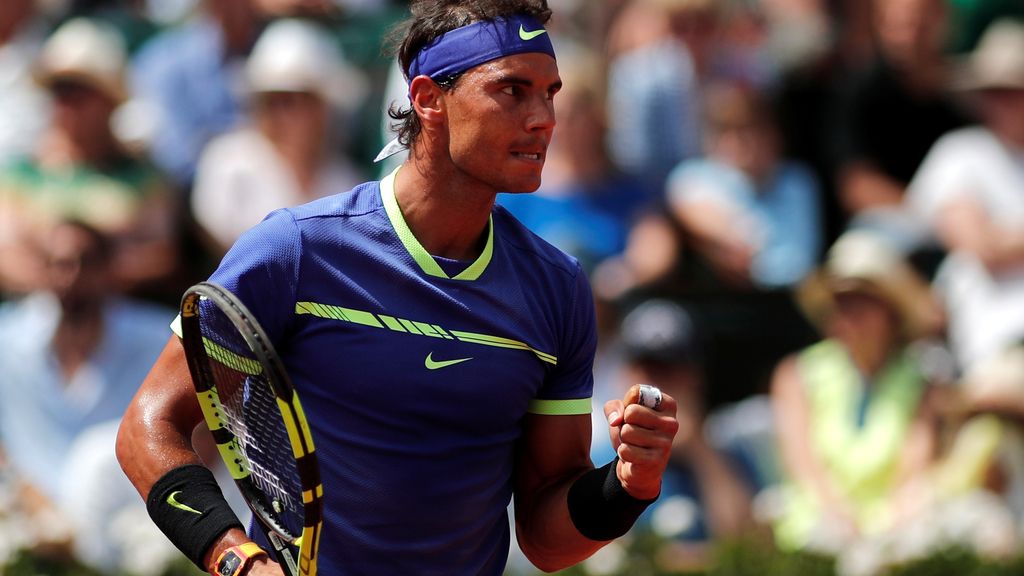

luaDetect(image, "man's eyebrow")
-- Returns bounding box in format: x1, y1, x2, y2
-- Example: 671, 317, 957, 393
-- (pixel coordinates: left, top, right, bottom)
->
494, 74, 563, 92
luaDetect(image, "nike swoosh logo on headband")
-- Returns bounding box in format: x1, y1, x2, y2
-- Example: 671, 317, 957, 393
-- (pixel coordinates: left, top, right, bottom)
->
519, 25, 547, 41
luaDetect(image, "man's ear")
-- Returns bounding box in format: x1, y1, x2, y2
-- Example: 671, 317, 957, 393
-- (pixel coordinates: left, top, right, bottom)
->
409, 75, 446, 129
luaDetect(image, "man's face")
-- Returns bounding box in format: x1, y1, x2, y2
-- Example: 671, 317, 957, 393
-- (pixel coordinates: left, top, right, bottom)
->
50, 79, 116, 144
45, 224, 109, 312
440, 52, 561, 194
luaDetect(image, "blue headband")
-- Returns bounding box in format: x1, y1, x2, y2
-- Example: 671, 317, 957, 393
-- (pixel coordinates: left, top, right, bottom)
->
407, 15, 556, 81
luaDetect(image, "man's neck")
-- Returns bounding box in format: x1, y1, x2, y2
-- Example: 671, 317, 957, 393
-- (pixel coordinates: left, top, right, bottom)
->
394, 152, 496, 262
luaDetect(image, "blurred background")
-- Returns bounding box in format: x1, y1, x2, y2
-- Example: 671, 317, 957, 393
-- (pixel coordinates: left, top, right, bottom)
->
1, 0, 1024, 574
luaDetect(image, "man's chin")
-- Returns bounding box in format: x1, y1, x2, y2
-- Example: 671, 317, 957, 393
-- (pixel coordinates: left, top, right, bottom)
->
504, 176, 544, 194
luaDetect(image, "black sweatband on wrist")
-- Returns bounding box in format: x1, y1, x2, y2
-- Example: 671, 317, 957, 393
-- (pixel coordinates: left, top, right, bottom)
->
146, 464, 244, 568
567, 458, 658, 541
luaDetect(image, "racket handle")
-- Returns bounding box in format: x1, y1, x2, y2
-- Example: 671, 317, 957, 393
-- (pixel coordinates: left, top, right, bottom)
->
624, 384, 663, 410
266, 531, 299, 576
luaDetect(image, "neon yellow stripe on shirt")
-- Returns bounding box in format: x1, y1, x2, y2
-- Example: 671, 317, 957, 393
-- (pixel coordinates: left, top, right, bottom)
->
527, 398, 592, 415
379, 167, 494, 281
294, 302, 558, 365
450, 331, 557, 365
296, 301, 383, 328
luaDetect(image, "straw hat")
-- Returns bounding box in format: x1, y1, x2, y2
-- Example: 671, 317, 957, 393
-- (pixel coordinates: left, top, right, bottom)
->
961, 345, 1024, 420
797, 230, 942, 340
34, 17, 127, 103
952, 18, 1024, 92
245, 19, 368, 114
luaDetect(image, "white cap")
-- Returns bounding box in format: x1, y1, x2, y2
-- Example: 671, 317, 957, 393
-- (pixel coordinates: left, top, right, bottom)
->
954, 18, 1024, 92
246, 18, 368, 113
35, 17, 127, 103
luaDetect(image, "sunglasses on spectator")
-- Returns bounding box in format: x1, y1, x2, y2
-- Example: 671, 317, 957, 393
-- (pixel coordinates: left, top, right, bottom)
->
49, 79, 100, 103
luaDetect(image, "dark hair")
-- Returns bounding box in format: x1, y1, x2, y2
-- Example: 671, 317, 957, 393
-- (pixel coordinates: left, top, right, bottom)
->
619, 299, 702, 366
385, 0, 552, 147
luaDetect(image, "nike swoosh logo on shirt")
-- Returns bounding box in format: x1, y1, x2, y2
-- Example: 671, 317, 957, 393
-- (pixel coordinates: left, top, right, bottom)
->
167, 491, 203, 515
425, 352, 473, 370
518, 25, 547, 41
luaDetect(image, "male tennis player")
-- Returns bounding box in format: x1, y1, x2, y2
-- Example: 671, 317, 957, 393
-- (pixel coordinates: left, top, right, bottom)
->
117, 1, 678, 574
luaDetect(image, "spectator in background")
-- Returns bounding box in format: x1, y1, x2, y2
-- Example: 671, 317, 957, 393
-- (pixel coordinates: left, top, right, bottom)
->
0, 219, 177, 572
593, 299, 754, 571
191, 18, 368, 256
0, 17, 180, 300
831, 344, 1024, 575
606, 81, 820, 407
936, 345, 1024, 538
830, 0, 971, 243
767, 230, 943, 553
667, 81, 821, 292
130, 0, 263, 188
0, 0, 50, 168
905, 18, 1024, 374
498, 45, 651, 274
604, 0, 707, 194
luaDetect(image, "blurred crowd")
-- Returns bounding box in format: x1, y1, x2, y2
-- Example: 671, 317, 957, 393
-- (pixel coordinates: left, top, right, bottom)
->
1, 0, 1024, 574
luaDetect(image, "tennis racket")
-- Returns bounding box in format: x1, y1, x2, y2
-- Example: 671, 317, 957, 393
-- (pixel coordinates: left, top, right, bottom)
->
180, 282, 323, 576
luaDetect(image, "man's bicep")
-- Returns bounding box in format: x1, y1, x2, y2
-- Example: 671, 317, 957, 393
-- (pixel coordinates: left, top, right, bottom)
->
133, 336, 202, 425
117, 335, 206, 496
514, 413, 593, 501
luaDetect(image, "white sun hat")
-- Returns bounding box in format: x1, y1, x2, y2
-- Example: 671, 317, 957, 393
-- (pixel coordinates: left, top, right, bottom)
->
34, 17, 128, 103
797, 230, 944, 340
245, 18, 368, 114
953, 18, 1024, 92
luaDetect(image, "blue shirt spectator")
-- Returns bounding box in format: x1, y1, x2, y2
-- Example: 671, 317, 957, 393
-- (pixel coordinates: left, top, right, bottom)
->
668, 158, 821, 289
130, 9, 257, 187
0, 292, 172, 501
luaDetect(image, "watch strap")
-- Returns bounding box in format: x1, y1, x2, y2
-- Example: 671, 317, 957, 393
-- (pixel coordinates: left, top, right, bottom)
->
212, 542, 267, 576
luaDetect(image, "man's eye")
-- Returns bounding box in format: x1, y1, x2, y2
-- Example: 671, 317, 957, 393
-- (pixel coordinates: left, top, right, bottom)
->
501, 86, 520, 97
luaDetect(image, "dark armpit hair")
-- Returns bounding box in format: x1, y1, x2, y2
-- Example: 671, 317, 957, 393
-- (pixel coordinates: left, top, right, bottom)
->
385, 0, 552, 148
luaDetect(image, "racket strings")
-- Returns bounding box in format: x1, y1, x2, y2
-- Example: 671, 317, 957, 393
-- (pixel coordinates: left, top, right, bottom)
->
200, 300, 306, 539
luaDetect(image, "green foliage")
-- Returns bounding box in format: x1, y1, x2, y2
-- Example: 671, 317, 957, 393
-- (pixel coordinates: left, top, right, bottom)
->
507, 532, 1024, 576
708, 538, 834, 576
885, 547, 1024, 576
2, 549, 204, 576
7, 538, 1024, 576
3, 549, 105, 576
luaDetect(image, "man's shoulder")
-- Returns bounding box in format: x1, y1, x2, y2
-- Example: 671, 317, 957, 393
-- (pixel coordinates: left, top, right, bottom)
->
288, 180, 383, 223
493, 204, 582, 279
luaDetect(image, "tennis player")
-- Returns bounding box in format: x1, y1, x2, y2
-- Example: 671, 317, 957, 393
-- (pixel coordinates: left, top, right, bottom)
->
116, 1, 678, 574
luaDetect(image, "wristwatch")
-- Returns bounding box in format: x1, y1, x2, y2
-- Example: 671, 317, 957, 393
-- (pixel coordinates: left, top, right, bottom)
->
212, 542, 267, 576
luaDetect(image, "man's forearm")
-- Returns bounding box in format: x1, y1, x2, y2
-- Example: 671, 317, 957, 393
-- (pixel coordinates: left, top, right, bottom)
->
515, 468, 606, 573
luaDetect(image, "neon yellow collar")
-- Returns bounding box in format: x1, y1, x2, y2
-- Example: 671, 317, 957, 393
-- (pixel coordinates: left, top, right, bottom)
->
380, 167, 493, 281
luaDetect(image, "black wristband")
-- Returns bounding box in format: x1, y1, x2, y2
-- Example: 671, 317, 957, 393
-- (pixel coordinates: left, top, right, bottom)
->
146, 464, 244, 568
567, 458, 658, 541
